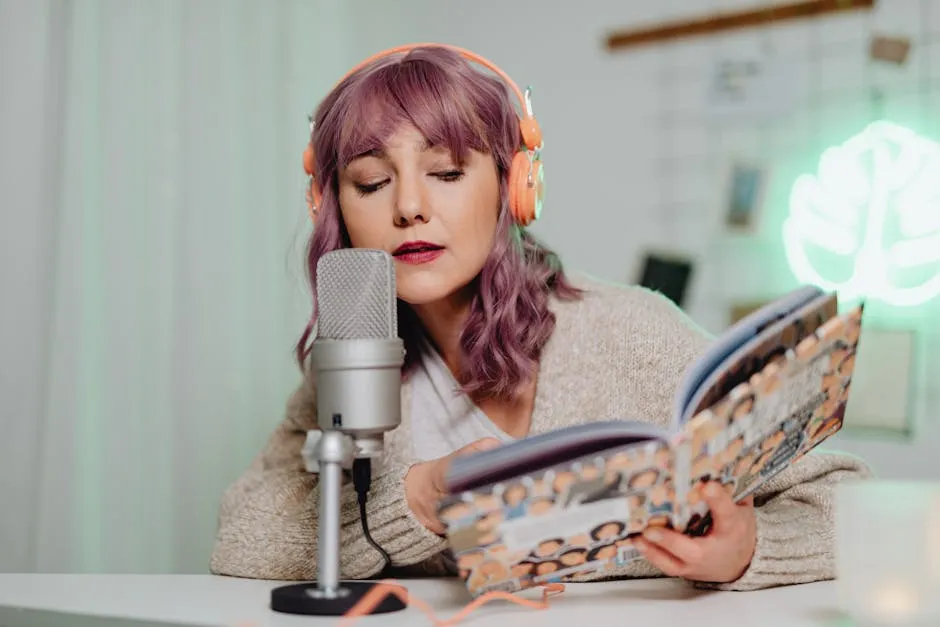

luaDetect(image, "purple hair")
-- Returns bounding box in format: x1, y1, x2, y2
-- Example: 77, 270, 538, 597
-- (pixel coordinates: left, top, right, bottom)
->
296, 46, 582, 401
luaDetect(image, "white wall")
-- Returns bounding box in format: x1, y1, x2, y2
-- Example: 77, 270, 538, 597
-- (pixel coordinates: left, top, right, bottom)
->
346, 0, 940, 479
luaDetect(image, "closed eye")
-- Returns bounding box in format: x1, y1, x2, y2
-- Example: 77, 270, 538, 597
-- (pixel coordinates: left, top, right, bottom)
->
354, 180, 389, 196
432, 169, 465, 182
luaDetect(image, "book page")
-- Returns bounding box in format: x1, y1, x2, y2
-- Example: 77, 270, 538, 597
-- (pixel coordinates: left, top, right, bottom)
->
680, 291, 838, 426
439, 439, 676, 597
671, 285, 823, 428
674, 305, 864, 530
445, 420, 670, 493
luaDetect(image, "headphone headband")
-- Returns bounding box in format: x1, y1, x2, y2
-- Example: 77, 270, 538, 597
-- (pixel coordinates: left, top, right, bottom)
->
332, 43, 539, 144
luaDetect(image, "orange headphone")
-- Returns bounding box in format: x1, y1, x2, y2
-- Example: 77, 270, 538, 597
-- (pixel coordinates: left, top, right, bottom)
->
302, 43, 544, 227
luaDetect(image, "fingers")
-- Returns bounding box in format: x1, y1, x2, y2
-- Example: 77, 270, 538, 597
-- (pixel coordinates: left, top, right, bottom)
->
407, 439, 504, 537
702, 482, 739, 530
641, 527, 704, 565
634, 486, 758, 583
458, 438, 502, 455
633, 536, 687, 577
404, 463, 447, 534
431, 439, 501, 494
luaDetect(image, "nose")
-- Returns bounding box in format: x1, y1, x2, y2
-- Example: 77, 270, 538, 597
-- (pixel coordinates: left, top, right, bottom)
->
392, 171, 429, 226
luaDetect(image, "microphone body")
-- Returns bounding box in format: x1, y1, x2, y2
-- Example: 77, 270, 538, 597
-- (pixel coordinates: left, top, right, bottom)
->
310, 246, 404, 459
312, 337, 403, 458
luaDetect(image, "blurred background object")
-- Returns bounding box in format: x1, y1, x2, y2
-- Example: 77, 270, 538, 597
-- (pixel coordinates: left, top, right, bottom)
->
836, 480, 940, 625
637, 251, 695, 307
1, 0, 938, 576
870, 34, 913, 65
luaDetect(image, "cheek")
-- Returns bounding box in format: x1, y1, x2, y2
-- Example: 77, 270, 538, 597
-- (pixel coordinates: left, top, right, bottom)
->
339, 207, 381, 248
440, 171, 500, 257
471, 218, 497, 261
453, 200, 498, 262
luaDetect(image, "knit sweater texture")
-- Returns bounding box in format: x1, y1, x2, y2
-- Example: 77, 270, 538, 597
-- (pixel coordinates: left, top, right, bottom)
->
209, 276, 871, 590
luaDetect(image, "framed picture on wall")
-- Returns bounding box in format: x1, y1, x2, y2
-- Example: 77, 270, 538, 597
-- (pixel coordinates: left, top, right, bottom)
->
705, 52, 802, 122
842, 327, 918, 439
869, 34, 912, 65
724, 160, 770, 233
636, 251, 695, 309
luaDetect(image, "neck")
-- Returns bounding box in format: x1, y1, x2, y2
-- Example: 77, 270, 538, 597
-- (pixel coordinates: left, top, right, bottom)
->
411, 287, 474, 378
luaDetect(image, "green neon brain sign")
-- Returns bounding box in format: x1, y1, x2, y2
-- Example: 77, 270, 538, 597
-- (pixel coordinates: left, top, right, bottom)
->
783, 121, 940, 307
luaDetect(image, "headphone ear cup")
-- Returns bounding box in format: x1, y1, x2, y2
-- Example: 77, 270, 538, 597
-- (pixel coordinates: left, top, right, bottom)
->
508, 151, 542, 226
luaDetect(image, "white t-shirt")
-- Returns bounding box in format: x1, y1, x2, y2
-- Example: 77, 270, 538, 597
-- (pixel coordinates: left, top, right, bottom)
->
408, 339, 515, 462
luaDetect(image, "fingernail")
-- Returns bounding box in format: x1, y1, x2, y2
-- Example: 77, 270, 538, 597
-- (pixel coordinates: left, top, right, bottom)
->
643, 529, 661, 542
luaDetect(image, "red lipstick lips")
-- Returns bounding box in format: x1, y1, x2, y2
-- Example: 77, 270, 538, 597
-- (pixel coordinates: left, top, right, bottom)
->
393, 240, 444, 265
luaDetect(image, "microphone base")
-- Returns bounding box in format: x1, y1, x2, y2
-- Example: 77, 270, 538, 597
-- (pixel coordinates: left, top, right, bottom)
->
269, 580, 408, 616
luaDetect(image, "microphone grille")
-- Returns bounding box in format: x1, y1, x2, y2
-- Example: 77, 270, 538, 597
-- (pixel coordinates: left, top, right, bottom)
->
315, 248, 398, 340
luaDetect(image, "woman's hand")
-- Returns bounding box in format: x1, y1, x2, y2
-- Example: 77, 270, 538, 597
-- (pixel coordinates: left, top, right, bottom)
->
634, 482, 757, 583
404, 438, 501, 535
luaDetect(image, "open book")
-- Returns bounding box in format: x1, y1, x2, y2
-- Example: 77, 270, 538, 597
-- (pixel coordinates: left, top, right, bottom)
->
436, 285, 864, 597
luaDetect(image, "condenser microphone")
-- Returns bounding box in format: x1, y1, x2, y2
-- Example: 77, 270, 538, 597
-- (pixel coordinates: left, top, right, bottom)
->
311, 247, 405, 458
271, 248, 408, 618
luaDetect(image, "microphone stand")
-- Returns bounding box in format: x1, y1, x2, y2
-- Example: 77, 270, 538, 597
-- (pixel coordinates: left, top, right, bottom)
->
269, 429, 408, 616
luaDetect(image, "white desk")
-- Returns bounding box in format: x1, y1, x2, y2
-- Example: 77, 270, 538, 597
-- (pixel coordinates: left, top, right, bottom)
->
0, 574, 848, 627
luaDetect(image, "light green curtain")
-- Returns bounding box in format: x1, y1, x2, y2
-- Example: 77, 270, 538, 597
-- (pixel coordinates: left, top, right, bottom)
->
0, 0, 354, 574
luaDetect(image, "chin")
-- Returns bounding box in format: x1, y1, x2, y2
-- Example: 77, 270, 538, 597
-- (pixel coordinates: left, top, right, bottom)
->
397, 285, 456, 307
396, 275, 470, 307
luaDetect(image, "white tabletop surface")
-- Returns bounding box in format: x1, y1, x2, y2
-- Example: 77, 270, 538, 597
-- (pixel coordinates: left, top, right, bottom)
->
0, 574, 851, 627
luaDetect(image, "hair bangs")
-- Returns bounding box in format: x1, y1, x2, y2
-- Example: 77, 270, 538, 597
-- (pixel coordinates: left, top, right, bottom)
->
336, 57, 490, 170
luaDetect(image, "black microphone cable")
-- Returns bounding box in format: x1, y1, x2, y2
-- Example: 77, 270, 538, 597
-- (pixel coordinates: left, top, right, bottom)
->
351, 458, 393, 572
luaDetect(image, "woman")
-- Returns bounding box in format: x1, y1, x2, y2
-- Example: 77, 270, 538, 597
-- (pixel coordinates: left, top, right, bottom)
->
209, 44, 869, 590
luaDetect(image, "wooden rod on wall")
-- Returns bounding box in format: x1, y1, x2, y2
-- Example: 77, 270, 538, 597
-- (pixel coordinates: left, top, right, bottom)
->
605, 0, 876, 51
